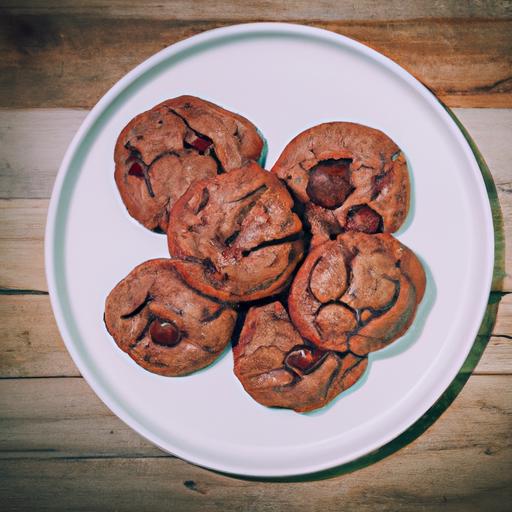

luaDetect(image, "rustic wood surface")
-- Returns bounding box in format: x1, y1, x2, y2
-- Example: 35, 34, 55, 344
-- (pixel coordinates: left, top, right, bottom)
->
0, 1, 511, 510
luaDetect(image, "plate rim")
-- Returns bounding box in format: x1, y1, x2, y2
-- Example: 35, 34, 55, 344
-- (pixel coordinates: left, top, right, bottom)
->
44, 22, 495, 477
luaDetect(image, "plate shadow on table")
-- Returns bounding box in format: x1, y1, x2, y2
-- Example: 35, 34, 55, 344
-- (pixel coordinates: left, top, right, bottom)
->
211, 106, 506, 483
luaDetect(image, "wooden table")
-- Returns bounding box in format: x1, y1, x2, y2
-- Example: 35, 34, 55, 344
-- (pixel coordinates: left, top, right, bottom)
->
1, 2, 511, 510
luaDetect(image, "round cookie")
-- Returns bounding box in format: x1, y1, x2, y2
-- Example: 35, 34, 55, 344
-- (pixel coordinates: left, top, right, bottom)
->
167, 162, 304, 302
104, 258, 237, 376
233, 302, 368, 413
115, 95, 265, 232
288, 232, 426, 355
272, 122, 409, 246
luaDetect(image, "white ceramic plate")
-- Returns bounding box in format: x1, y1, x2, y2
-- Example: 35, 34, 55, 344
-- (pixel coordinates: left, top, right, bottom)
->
45, 23, 494, 477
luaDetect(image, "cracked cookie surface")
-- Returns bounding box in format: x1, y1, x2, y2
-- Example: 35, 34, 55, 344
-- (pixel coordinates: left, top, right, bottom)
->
114, 95, 264, 232
272, 122, 409, 246
288, 232, 426, 355
167, 162, 304, 302
233, 302, 368, 412
104, 258, 237, 376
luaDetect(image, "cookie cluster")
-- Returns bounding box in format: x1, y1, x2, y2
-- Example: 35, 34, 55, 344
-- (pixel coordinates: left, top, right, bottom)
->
105, 96, 425, 413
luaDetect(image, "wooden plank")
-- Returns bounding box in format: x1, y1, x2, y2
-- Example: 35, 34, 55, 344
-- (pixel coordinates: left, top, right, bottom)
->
0, 110, 86, 199
0, 376, 510, 511
0, 199, 46, 291
0, 240, 45, 291
1, 457, 509, 512
1, 108, 509, 196
455, 109, 512, 187
0, 378, 161, 459
2, 0, 512, 21
0, 375, 509, 459
0, 294, 79, 377
1, 190, 511, 293
0, 292, 510, 378
0, 112, 511, 290
1, 16, 511, 108
493, 292, 512, 335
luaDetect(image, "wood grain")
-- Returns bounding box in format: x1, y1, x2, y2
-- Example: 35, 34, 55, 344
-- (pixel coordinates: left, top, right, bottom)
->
3, 0, 512, 21
0, 376, 510, 510
0, 193, 510, 291
0, 294, 79, 377
0, 293, 510, 378
0, 15, 511, 108
2, 108, 509, 196
1, 458, 509, 512
1, 109, 510, 291
0, 4, 510, 509
1, 373, 510, 459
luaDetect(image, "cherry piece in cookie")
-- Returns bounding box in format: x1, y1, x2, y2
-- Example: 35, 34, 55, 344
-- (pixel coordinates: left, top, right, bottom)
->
345, 205, 382, 234
306, 159, 353, 209
127, 161, 145, 178
185, 133, 213, 154
288, 232, 426, 355
114, 95, 265, 233
233, 302, 367, 413
272, 122, 410, 244
285, 346, 326, 375
149, 320, 181, 347
104, 259, 236, 376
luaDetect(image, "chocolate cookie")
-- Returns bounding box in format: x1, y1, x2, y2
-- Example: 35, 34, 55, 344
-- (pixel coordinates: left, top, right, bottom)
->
104, 259, 237, 376
233, 302, 368, 412
167, 162, 304, 302
288, 232, 425, 355
115, 95, 265, 232
272, 122, 409, 245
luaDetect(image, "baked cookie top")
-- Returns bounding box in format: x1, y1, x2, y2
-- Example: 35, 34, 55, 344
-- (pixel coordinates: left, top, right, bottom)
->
104, 258, 237, 376
233, 302, 368, 413
114, 95, 264, 232
272, 122, 409, 245
167, 162, 304, 302
288, 232, 426, 355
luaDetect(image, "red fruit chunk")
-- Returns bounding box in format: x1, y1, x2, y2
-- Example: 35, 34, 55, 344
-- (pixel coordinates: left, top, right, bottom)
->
188, 135, 212, 154
373, 171, 393, 195
128, 161, 145, 177
149, 320, 181, 347
346, 205, 382, 234
285, 346, 325, 374
306, 159, 353, 209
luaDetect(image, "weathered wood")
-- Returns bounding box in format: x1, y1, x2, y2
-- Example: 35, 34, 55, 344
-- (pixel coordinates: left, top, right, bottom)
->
0, 378, 161, 459
0, 239, 45, 291
2, 192, 510, 295
1, 109, 510, 198
0, 375, 509, 458
0, 110, 86, 199
0, 294, 79, 377
0, 199, 46, 291
0, 292, 510, 378
1, 457, 509, 512
0, 109, 510, 288
0, 376, 510, 510
0, 106, 508, 195
0, 15, 511, 108
2, 0, 512, 21
493, 292, 512, 335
